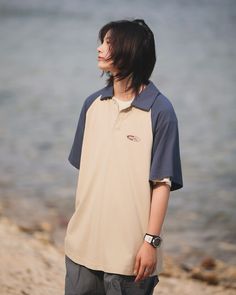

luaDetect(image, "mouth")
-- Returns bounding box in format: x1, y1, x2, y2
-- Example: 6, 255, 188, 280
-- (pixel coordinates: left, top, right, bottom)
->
98, 57, 105, 61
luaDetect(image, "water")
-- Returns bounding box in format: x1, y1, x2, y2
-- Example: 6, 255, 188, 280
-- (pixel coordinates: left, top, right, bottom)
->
0, 0, 236, 266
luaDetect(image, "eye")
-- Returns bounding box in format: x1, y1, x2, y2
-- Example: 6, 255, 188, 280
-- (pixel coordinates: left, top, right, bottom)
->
105, 38, 111, 45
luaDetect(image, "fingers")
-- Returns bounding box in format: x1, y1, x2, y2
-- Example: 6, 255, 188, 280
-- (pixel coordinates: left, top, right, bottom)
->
134, 263, 145, 282
134, 264, 153, 282
133, 256, 140, 276
148, 266, 155, 276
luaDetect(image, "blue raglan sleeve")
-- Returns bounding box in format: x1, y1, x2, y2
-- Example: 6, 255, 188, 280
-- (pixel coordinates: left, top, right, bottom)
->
149, 108, 183, 191
68, 100, 87, 170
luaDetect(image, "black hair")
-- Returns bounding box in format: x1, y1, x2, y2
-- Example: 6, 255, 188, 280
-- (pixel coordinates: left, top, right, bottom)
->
98, 19, 156, 96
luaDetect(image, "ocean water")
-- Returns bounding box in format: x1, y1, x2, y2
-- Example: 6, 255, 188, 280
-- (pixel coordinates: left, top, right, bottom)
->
0, 0, 236, 265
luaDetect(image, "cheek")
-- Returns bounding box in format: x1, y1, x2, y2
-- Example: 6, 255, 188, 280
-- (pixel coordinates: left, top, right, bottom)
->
104, 46, 112, 58
104, 51, 110, 59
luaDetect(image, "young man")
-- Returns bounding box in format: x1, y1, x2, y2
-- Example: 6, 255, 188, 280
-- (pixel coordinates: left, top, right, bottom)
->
64, 19, 183, 295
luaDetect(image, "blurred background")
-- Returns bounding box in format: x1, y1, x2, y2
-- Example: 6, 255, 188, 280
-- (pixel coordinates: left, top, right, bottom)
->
0, 0, 235, 268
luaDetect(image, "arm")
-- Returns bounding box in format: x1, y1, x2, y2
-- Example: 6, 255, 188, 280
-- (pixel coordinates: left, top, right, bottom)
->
134, 104, 182, 282
134, 183, 170, 282
147, 183, 170, 236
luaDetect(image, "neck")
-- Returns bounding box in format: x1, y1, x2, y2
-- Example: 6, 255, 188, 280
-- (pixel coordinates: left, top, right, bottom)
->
113, 76, 145, 101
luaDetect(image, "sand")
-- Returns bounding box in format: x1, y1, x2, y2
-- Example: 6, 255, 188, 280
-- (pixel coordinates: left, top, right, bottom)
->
0, 216, 235, 295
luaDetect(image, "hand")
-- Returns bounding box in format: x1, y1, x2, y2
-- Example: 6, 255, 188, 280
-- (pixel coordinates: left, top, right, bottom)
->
133, 241, 157, 282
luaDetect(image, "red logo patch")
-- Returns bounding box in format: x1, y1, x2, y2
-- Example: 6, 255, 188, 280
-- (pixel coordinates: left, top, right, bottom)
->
127, 135, 141, 142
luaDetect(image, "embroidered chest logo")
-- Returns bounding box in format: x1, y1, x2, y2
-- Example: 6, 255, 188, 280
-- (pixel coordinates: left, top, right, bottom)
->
127, 134, 141, 142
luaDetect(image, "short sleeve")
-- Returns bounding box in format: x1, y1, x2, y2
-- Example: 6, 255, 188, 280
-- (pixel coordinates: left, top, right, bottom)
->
68, 101, 87, 170
149, 113, 183, 191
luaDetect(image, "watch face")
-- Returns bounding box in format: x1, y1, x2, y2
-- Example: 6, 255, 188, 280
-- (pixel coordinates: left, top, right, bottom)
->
153, 237, 161, 247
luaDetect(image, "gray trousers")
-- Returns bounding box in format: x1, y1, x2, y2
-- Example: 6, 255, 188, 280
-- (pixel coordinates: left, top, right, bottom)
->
65, 255, 159, 295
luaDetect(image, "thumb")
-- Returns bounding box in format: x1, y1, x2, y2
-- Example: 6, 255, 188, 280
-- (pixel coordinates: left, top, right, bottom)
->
133, 255, 140, 275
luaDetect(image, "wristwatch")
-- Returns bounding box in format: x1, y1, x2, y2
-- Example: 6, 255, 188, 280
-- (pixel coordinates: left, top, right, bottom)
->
144, 233, 162, 248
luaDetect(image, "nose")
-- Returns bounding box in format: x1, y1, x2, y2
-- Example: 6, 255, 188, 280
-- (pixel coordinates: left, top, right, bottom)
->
97, 44, 102, 53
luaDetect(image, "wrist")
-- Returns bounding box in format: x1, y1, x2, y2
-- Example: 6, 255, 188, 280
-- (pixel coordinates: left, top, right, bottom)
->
144, 240, 156, 249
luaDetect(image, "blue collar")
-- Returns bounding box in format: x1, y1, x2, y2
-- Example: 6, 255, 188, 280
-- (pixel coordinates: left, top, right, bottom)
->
99, 80, 160, 111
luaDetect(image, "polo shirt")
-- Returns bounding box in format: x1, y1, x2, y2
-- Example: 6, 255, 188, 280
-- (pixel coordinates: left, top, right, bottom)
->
112, 95, 172, 187
64, 80, 183, 277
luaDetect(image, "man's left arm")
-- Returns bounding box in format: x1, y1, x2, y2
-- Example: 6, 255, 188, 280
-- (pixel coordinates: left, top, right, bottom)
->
133, 183, 170, 282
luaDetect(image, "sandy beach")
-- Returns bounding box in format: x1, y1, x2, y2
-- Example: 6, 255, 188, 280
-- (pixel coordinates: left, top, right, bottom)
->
0, 213, 235, 295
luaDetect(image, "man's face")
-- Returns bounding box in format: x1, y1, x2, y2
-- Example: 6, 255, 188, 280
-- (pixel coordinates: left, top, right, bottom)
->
97, 31, 117, 73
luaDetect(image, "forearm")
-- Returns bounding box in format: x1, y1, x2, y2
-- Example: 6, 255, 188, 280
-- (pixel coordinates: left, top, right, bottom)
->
146, 183, 170, 236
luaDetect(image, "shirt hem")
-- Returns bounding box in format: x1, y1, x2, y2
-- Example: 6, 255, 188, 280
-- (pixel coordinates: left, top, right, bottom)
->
65, 249, 163, 277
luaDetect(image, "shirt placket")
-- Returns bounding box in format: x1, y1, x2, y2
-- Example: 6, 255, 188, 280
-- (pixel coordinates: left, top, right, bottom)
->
112, 99, 132, 131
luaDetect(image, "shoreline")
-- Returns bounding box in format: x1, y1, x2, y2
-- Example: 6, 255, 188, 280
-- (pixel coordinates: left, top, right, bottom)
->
0, 214, 235, 295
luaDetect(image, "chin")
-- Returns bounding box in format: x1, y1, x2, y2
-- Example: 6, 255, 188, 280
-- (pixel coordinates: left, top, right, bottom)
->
98, 61, 114, 72
98, 65, 111, 72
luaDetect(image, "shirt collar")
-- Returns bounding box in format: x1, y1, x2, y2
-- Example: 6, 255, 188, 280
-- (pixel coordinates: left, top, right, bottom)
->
99, 80, 160, 111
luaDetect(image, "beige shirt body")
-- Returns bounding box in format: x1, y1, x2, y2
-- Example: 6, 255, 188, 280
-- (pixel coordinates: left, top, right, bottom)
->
65, 94, 165, 276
